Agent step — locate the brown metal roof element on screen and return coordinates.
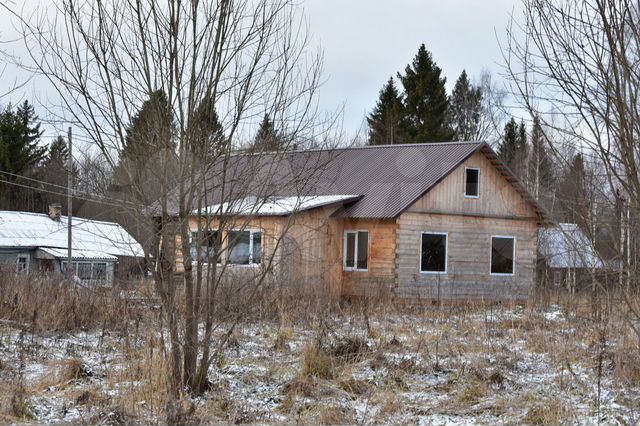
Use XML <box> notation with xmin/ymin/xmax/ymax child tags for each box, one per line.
<box><xmin>165</xmin><ymin>141</ymin><xmax>550</xmax><ymax>223</ymax></box>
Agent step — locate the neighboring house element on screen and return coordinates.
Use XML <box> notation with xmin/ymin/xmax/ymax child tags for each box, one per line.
<box><xmin>0</xmin><ymin>205</ymin><xmax>144</xmax><ymax>287</ymax></box>
<box><xmin>538</xmin><ymin>223</ymin><xmax>603</xmax><ymax>288</ymax></box>
<box><xmin>167</xmin><ymin>141</ymin><xmax>551</xmax><ymax>301</ymax></box>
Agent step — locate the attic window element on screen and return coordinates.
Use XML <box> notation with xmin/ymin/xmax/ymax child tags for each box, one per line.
<box><xmin>344</xmin><ymin>231</ymin><xmax>368</xmax><ymax>271</ymax></box>
<box><xmin>465</xmin><ymin>168</ymin><xmax>480</xmax><ymax>198</ymax></box>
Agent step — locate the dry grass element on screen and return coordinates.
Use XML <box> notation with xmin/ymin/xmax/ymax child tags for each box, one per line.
<box><xmin>0</xmin><ymin>273</ymin><xmax>133</xmax><ymax>332</ymax></box>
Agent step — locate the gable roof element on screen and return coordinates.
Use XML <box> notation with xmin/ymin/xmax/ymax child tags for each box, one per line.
<box><xmin>168</xmin><ymin>141</ymin><xmax>549</xmax><ymax>222</ymax></box>
<box><xmin>0</xmin><ymin>211</ymin><xmax>144</xmax><ymax>258</ymax></box>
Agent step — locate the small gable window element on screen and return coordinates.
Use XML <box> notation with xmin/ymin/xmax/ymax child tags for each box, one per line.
<box><xmin>344</xmin><ymin>231</ymin><xmax>368</xmax><ymax>271</ymax></box>
<box><xmin>491</xmin><ymin>236</ymin><xmax>515</xmax><ymax>275</ymax></box>
<box><xmin>465</xmin><ymin>168</ymin><xmax>480</xmax><ymax>198</ymax></box>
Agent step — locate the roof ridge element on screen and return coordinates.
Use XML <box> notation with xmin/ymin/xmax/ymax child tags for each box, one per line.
<box><xmin>229</xmin><ymin>140</ymin><xmax>486</xmax><ymax>157</ymax></box>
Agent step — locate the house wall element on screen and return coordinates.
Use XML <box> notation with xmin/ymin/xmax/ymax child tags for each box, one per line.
<box><xmin>408</xmin><ymin>151</ymin><xmax>535</xmax><ymax>219</ymax></box>
<box><xmin>395</xmin><ymin>213</ymin><xmax>537</xmax><ymax>300</ymax></box>
<box><xmin>335</xmin><ymin>218</ymin><xmax>397</xmax><ymax>299</ymax></box>
<box><xmin>0</xmin><ymin>248</ymin><xmax>35</xmax><ymax>273</ymax></box>
<box><xmin>396</xmin><ymin>151</ymin><xmax>541</xmax><ymax>301</ymax></box>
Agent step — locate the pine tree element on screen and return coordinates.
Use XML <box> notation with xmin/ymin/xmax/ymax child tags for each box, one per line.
<box><xmin>398</xmin><ymin>44</ymin><xmax>453</xmax><ymax>143</ymax></box>
<box><xmin>450</xmin><ymin>70</ymin><xmax>483</xmax><ymax>141</ymax></box>
<box><xmin>0</xmin><ymin>101</ymin><xmax>46</xmax><ymax>209</ymax></box>
<box><xmin>251</xmin><ymin>114</ymin><xmax>287</xmax><ymax>152</ymax></box>
<box><xmin>367</xmin><ymin>77</ymin><xmax>405</xmax><ymax>145</ymax></box>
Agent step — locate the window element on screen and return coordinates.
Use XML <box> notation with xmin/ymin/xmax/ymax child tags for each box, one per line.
<box><xmin>491</xmin><ymin>236</ymin><xmax>515</xmax><ymax>275</ymax></box>
<box><xmin>77</xmin><ymin>263</ymin><xmax>93</xmax><ymax>280</ymax></box>
<box><xmin>228</xmin><ymin>230</ymin><xmax>262</xmax><ymax>265</ymax></box>
<box><xmin>421</xmin><ymin>232</ymin><xmax>447</xmax><ymax>273</ymax></box>
<box><xmin>465</xmin><ymin>168</ymin><xmax>480</xmax><ymax>197</ymax></box>
<box><xmin>16</xmin><ymin>255</ymin><xmax>28</xmax><ymax>273</ymax></box>
<box><xmin>93</xmin><ymin>263</ymin><xmax>107</xmax><ymax>281</ymax></box>
<box><xmin>191</xmin><ymin>230</ymin><xmax>222</xmax><ymax>263</ymax></box>
<box><xmin>62</xmin><ymin>261</ymin><xmax>110</xmax><ymax>281</ymax></box>
<box><xmin>344</xmin><ymin>231</ymin><xmax>368</xmax><ymax>271</ymax></box>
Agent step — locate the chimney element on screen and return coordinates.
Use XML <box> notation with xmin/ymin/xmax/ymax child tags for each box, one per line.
<box><xmin>48</xmin><ymin>203</ymin><xmax>62</xmax><ymax>222</ymax></box>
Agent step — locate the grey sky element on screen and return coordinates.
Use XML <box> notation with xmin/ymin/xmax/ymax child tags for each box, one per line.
<box><xmin>304</xmin><ymin>0</ymin><xmax>522</xmax><ymax>135</ymax></box>
<box><xmin>0</xmin><ymin>0</ymin><xmax>522</xmax><ymax>139</ymax></box>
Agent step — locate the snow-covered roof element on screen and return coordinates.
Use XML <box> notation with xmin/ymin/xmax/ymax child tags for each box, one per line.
<box><xmin>538</xmin><ymin>223</ymin><xmax>603</xmax><ymax>269</ymax></box>
<box><xmin>0</xmin><ymin>211</ymin><xmax>143</xmax><ymax>258</ymax></box>
<box><xmin>197</xmin><ymin>195</ymin><xmax>361</xmax><ymax>216</ymax></box>
<box><xmin>39</xmin><ymin>247</ymin><xmax>118</xmax><ymax>261</ymax></box>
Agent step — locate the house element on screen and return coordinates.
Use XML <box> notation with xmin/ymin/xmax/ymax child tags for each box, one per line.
<box><xmin>538</xmin><ymin>223</ymin><xmax>603</xmax><ymax>288</ymax></box>
<box><xmin>168</xmin><ymin>141</ymin><xmax>551</xmax><ymax>301</ymax></box>
<box><xmin>0</xmin><ymin>205</ymin><xmax>144</xmax><ymax>287</ymax></box>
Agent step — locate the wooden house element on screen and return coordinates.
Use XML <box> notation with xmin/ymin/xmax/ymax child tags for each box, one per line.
<box><xmin>169</xmin><ymin>141</ymin><xmax>551</xmax><ymax>301</ymax></box>
<box><xmin>0</xmin><ymin>205</ymin><xmax>144</xmax><ymax>287</ymax></box>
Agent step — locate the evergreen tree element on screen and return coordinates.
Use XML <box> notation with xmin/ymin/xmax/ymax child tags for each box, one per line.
<box><xmin>114</xmin><ymin>90</ymin><xmax>175</xmax><ymax>202</ymax></box>
<box><xmin>498</xmin><ymin>117</ymin><xmax>528</xmax><ymax>177</ymax></box>
<box><xmin>450</xmin><ymin>70</ymin><xmax>483</xmax><ymax>141</ymax></box>
<box><xmin>366</xmin><ymin>77</ymin><xmax>405</xmax><ymax>145</ymax></box>
<box><xmin>397</xmin><ymin>44</ymin><xmax>453</xmax><ymax>142</ymax></box>
<box><xmin>121</xmin><ymin>90</ymin><xmax>173</xmax><ymax>163</ymax></box>
<box><xmin>560</xmin><ymin>153</ymin><xmax>587</xmax><ymax>220</ymax></box>
<box><xmin>250</xmin><ymin>114</ymin><xmax>287</xmax><ymax>152</ymax></box>
<box><xmin>0</xmin><ymin>101</ymin><xmax>46</xmax><ymax>209</ymax></box>
<box><xmin>498</xmin><ymin>118</ymin><xmax>519</xmax><ymax>168</ymax></box>
<box><xmin>529</xmin><ymin>115</ymin><xmax>555</xmax><ymax>200</ymax></box>
<box><xmin>191</xmin><ymin>96</ymin><xmax>225</xmax><ymax>161</ymax></box>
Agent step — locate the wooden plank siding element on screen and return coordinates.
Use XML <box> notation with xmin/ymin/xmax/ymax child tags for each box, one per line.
<box><xmin>337</xmin><ymin>218</ymin><xmax>397</xmax><ymax>298</ymax></box>
<box><xmin>408</xmin><ymin>151</ymin><xmax>535</xmax><ymax>219</ymax></box>
<box><xmin>395</xmin><ymin>213</ymin><xmax>537</xmax><ymax>300</ymax></box>
<box><xmin>396</xmin><ymin>151</ymin><xmax>541</xmax><ymax>301</ymax></box>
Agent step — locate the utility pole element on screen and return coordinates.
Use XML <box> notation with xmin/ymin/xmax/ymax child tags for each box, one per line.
<box><xmin>67</xmin><ymin>127</ymin><xmax>73</xmax><ymax>282</ymax></box>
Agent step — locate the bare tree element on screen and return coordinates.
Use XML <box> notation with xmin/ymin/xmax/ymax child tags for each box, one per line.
<box><xmin>503</xmin><ymin>0</ymin><xmax>640</xmax><ymax>338</ymax></box>
<box><xmin>2</xmin><ymin>0</ymin><xmax>334</xmax><ymax>413</ymax></box>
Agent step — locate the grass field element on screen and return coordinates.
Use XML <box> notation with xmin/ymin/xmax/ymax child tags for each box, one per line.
<box><xmin>0</xmin><ymin>278</ymin><xmax>638</xmax><ymax>425</ymax></box>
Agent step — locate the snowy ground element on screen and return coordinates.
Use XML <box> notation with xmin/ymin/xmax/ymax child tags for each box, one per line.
<box><xmin>0</xmin><ymin>302</ymin><xmax>639</xmax><ymax>425</ymax></box>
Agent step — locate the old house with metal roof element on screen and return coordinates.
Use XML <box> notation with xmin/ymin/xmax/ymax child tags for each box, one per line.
<box><xmin>538</xmin><ymin>223</ymin><xmax>603</xmax><ymax>289</ymax></box>
<box><xmin>170</xmin><ymin>141</ymin><xmax>550</xmax><ymax>301</ymax></box>
<box><xmin>0</xmin><ymin>205</ymin><xmax>144</xmax><ymax>287</ymax></box>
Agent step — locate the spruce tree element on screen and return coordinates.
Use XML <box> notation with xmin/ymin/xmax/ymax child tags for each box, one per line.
<box><xmin>191</xmin><ymin>96</ymin><xmax>225</xmax><ymax>161</ymax></box>
<box><xmin>398</xmin><ymin>44</ymin><xmax>453</xmax><ymax>142</ymax></box>
<box><xmin>529</xmin><ymin>115</ymin><xmax>554</xmax><ymax>200</ymax></box>
<box><xmin>366</xmin><ymin>77</ymin><xmax>405</xmax><ymax>145</ymax></box>
<box><xmin>114</xmin><ymin>90</ymin><xmax>175</xmax><ymax>202</ymax></box>
<box><xmin>450</xmin><ymin>70</ymin><xmax>483</xmax><ymax>141</ymax></box>
<box><xmin>0</xmin><ymin>101</ymin><xmax>46</xmax><ymax>209</ymax></box>
<box><xmin>251</xmin><ymin>114</ymin><xmax>287</xmax><ymax>152</ymax></box>
<box><xmin>498</xmin><ymin>118</ymin><xmax>519</xmax><ymax>169</ymax></box>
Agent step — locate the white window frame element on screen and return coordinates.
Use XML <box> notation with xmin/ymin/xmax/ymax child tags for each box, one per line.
<box><xmin>464</xmin><ymin>167</ymin><xmax>480</xmax><ymax>198</ymax></box>
<box><xmin>343</xmin><ymin>230</ymin><xmax>369</xmax><ymax>272</ymax></box>
<box><xmin>16</xmin><ymin>254</ymin><xmax>29</xmax><ymax>273</ymax></box>
<box><xmin>420</xmin><ymin>232</ymin><xmax>448</xmax><ymax>274</ymax></box>
<box><xmin>490</xmin><ymin>235</ymin><xmax>516</xmax><ymax>276</ymax></box>
<box><xmin>227</xmin><ymin>228</ymin><xmax>262</xmax><ymax>266</ymax></box>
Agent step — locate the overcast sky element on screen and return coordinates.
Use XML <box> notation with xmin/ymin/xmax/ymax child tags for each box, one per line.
<box><xmin>0</xmin><ymin>0</ymin><xmax>522</xmax><ymax>140</ymax></box>
<box><xmin>304</xmin><ymin>0</ymin><xmax>522</xmax><ymax>135</ymax></box>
